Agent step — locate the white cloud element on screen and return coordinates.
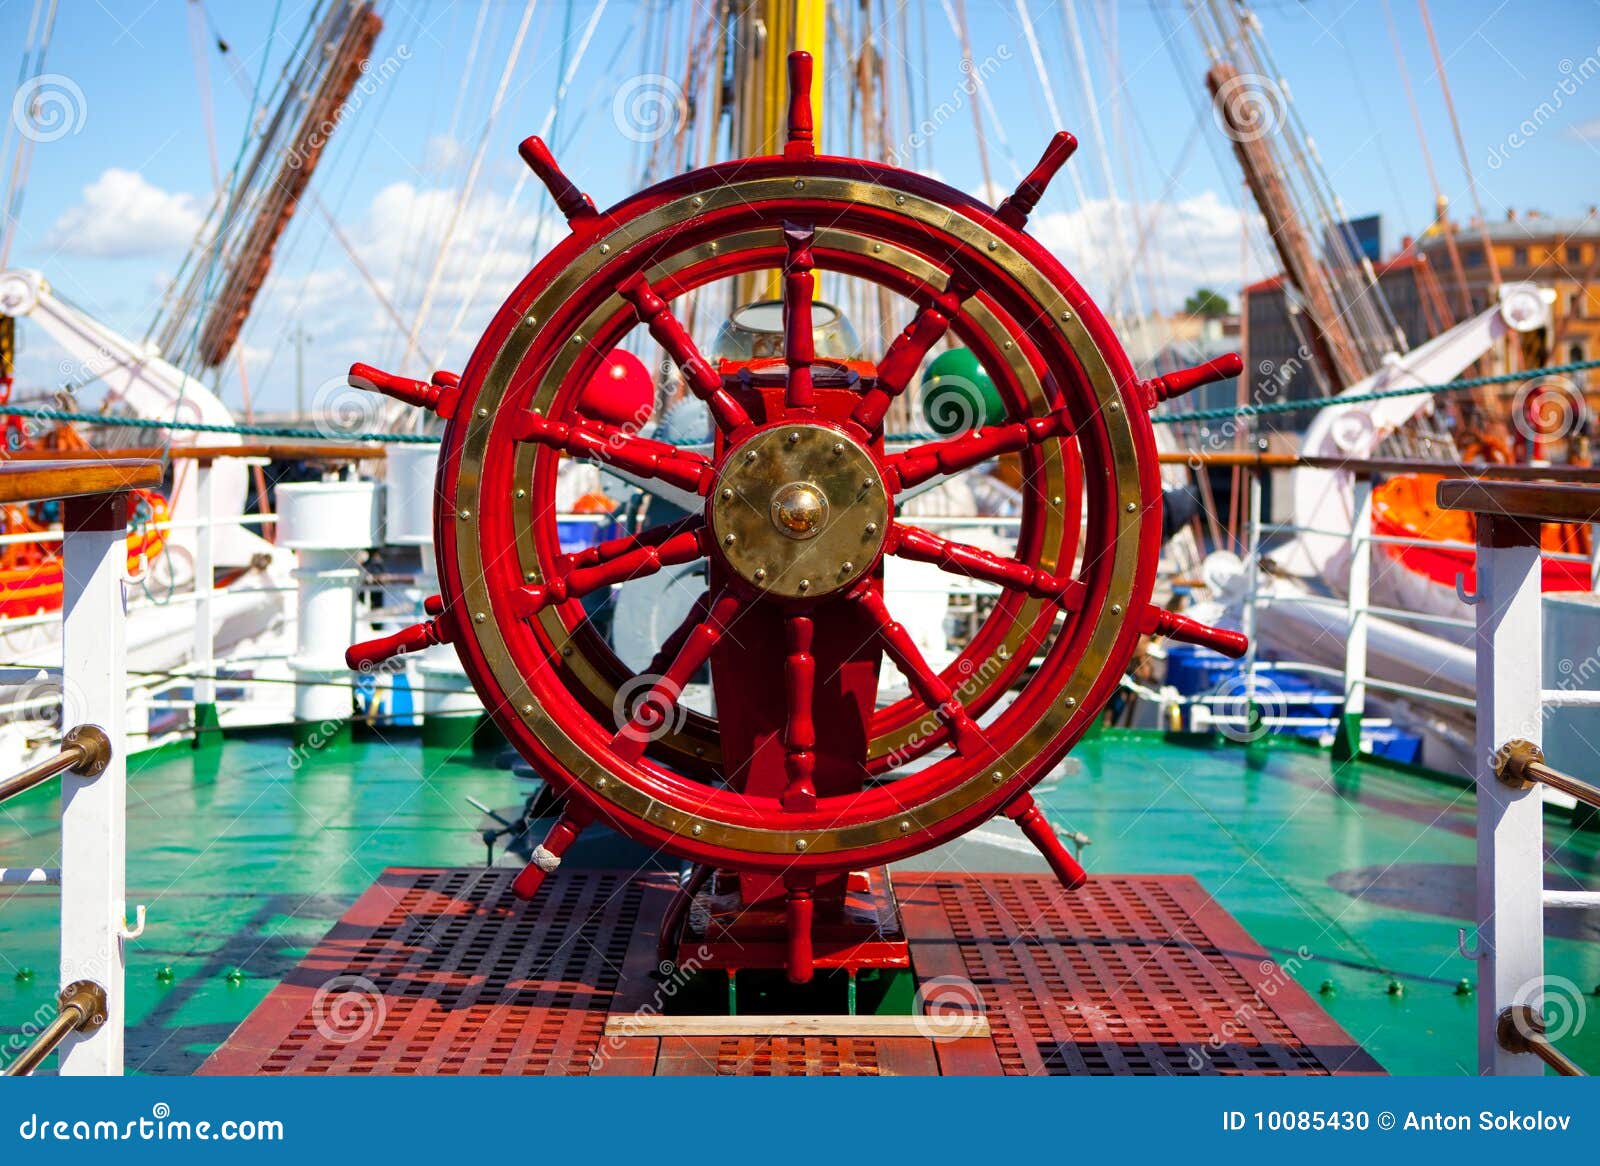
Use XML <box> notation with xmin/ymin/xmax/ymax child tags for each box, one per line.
<box><xmin>46</xmin><ymin>168</ymin><xmax>204</xmax><ymax>258</ymax></box>
<box><xmin>1029</xmin><ymin>189</ymin><xmax>1266</xmax><ymax>313</ymax></box>
<box><xmin>421</xmin><ymin>134</ymin><xmax>466</xmax><ymax>172</ymax></box>
<box><xmin>1567</xmin><ymin>117</ymin><xmax>1600</xmax><ymax>143</ymax></box>
<box><xmin>230</xmin><ymin>179</ymin><xmax>568</xmax><ymax>389</ymax></box>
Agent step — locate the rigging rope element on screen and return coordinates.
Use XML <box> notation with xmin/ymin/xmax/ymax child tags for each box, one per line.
<box><xmin>396</xmin><ymin>0</ymin><xmax>538</xmax><ymax>377</ymax></box>
<box><xmin>1416</xmin><ymin>0</ymin><xmax>1502</xmax><ymax>293</ymax></box>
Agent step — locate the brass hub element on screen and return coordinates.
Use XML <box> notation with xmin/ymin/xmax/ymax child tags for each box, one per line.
<box><xmin>770</xmin><ymin>482</ymin><xmax>827</xmax><ymax>539</ymax></box>
<box><xmin>709</xmin><ymin>423</ymin><xmax>889</xmax><ymax>600</ymax></box>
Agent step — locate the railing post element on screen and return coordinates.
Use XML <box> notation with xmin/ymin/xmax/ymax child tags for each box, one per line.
<box><xmin>191</xmin><ymin>459</ymin><xmax>218</xmax><ymax>743</ymax></box>
<box><xmin>1473</xmin><ymin>513</ymin><xmax>1545</xmax><ymax>1076</ymax></box>
<box><xmin>57</xmin><ymin>492</ymin><xmax>129</xmax><ymax>1074</ymax></box>
<box><xmin>1335</xmin><ymin>472</ymin><xmax>1371</xmax><ymax>761</ymax></box>
<box><xmin>1240</xmin><ymin>467</ymin><xmax>1262</xmax><ymax>735</ymax></box>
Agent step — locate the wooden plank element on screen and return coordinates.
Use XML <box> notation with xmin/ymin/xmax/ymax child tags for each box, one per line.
<box><xmin>4</xmin><ymin>443</ymin><xmax>387</xmax><ymax>463</ymax></box>
<box><xmin>1152</xmin><ymin>451</ymin><xmax>1600</xmax><ymax>483</ymax></box>
<box><xmin>0</xmin><ymin>458</ymin><xmax>162</xmax><ymax>505</ymax></box>
<box><xmin>1436</xmin><ymin>478</ymin><xmax>1600</xmax><ymax>524</ymax></box>
<box><xmin>604</xmin><ymin>1012</ymin><xmax>988</xmax><ymax>1039</ymax></box>
<box><xmin>892</xmin><ymin>871</ymin><xmax>1005</xmax><ymax>1075</ymax></box>
<box><xmin>591</xmin><ymin>874</ymin><xmax>677</xmax><ymax>1077</ymax></box>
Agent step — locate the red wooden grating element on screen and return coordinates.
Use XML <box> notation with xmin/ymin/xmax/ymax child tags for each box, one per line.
<box><xmin>895</xmin><ymin>872</ymin><xmax>1381</xmax><ymax>1076</ymax></box>
<box><xmin>201</xmin><ymin>868</ymin><xmax>1380</xmax><ymax>1076</ymax></box>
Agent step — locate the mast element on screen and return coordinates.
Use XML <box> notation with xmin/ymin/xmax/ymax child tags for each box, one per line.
<box><xmin>1206</xmin><ymin>58</ymin><xmax>1366</xmax><ymax>393</ymax></box>
<box><xmin>731</xmin><ymin>0</ymin><xmax>825</xmax><ymax>305</ymax></box>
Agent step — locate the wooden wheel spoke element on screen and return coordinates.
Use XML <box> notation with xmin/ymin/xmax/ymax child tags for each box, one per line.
<box><xmin>619</xmin><ymin>274</ymin><xmax>750</xmax><ymax>432</ymax></box>
<box><xmin>782</xmin><ymin>221</ymin><xmax>817</xmax><ymax>411</ymax></box>
<box><xmin>889</xmin><ymin>524</ymin><xmax>1084</xmax><ymax>608</ymax></box>
<box><xmin>781</xmin><ymin>614</ymin><xmax>817</xmax><ymax>811</ymax></box>
<box><xmin>886</xmin><ymin>406</ymin><xmax>1076</xmax><ymax>492</ymax></box>
<box><xmin>643</xmin><ymin>589</ymin><xmax>712</xmax><ymax>679</ymax></box>
<box><xmin>611</xmin><ymin>589</ymin><xmax>746</xmax><ymax>761</ymax></box>
<box><xmin>514</xmin><ymin>520</ymin><xmax>707</xmax><ymax>617</ymax></box>
<box><xmin>516</xmin><ymin>412</ymin><xmax>711</xmax><ymax>494</ymax></box>
<box><xmin>851</xmin><ymin>272</ymin><xmax>976</xmax><ymax>432</ymax></box>
<box><xmin>855</xmin><ymin>587</ymin><xmax>984</xmax><ymax>757</ymax></box>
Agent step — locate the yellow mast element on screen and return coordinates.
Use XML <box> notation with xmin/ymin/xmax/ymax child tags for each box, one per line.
<box><xmin>734</xmin><ymin>0</ymin><xmax>825</xmax><ymax>303</ymax></box>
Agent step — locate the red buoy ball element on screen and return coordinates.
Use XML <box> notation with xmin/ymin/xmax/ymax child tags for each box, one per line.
<box><xmin>579</xmin><ymin>350</ymin><xmax>654</xmax><ymax>428</ymax></box>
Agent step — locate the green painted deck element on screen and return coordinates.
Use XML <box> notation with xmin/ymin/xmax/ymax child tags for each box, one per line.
<box><xmin>1</xmin><ymin>728</ymin><xmax>1596</xmax><ymax>1075</ymax></box>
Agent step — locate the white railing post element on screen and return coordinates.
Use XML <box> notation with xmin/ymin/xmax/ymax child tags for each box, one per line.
<box><xmin>190</xmin><ymin>460</ymin><xmax>218</xmax><ymax>741</ymax></box>
<box><xmin>57</xmin><ymin>491</ymin><xmax>130</xmax><ymax>1074</ymax></box>
<box><xmin>1473</xmin><ymin>513</ymin><xmax>1545</xmax><ymax>1076</ymax></box>
<box><xmin>1240</xmin><ymin>467</ymin><xmax>1262</xmax><ymax>734</ymax></box>
<box><xmin>1336</xmin><ymin>473</ymin><xmax>1372</xmax><ymax>760</ymax></box>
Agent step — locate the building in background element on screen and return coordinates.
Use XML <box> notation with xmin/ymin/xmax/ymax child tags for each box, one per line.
<box><xmin>1242</xmin><ymin>209</ymin><xmax>1599</xmax><ymax>444</ymax></box>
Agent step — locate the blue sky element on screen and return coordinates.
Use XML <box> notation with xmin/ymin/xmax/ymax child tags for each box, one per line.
<box><xmin>1</xmin><ymin>0</ymin><xmax>1596</xmax><ymax>414</ymax></box>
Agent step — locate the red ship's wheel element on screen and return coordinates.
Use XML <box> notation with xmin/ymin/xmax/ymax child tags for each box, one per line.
<box><xmin>347</xmin><ymin>55</ymin><xmax>1243</xmax><ymax>975</ymax></box>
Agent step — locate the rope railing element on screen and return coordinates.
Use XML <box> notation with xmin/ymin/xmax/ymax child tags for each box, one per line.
<box><xmin>2</xmin><ymin>359</ymin><xmax>1597</xmax><ymax>443</ymax></box>
<box><xmin>0</xmin><ymin>724</ymin><xmax>112</xmax><ymax>808</ymax></box>
<box><xmin>1152</xmin><ymin>358</ymin><xmax>1600</xmax><ymax>426</ymax></box>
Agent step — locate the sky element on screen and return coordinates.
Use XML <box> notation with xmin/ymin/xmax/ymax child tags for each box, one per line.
<box><xmin>1</xmin><ymin>0</ymin><xmax>1597</xmax><ymax>416</ymax></box>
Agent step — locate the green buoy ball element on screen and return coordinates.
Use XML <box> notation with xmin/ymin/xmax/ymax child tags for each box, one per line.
<box><xmin>920</xmin><ymin>348</ymin><xmax>1003</xmax><ymax>436</ymax></box>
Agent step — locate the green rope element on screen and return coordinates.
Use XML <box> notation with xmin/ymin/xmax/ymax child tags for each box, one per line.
<box><xmin>4</xmin><ymin>358</ymin><xmax>1595</xmax><ymax>446</ymax></box>
<box><xmin>1152</xmin><ymin>358</ymin><xmax>1600</xmax><ymax>426</ymax></box>
<box><xmin>0</xmin><ymin>405</ymin><xmax>441</xmax><ymax>443</ymax></box>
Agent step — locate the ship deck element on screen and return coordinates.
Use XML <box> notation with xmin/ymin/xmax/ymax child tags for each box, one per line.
<box><xmin>197</xmin><ymin>867</ymin><xmax>1378</xmax><ymax>1076</ymax></box>
<box><xmin>2</xmin><ymin>728</ymin><xmax>1597</xmax><ymax>1074</ymax></box>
